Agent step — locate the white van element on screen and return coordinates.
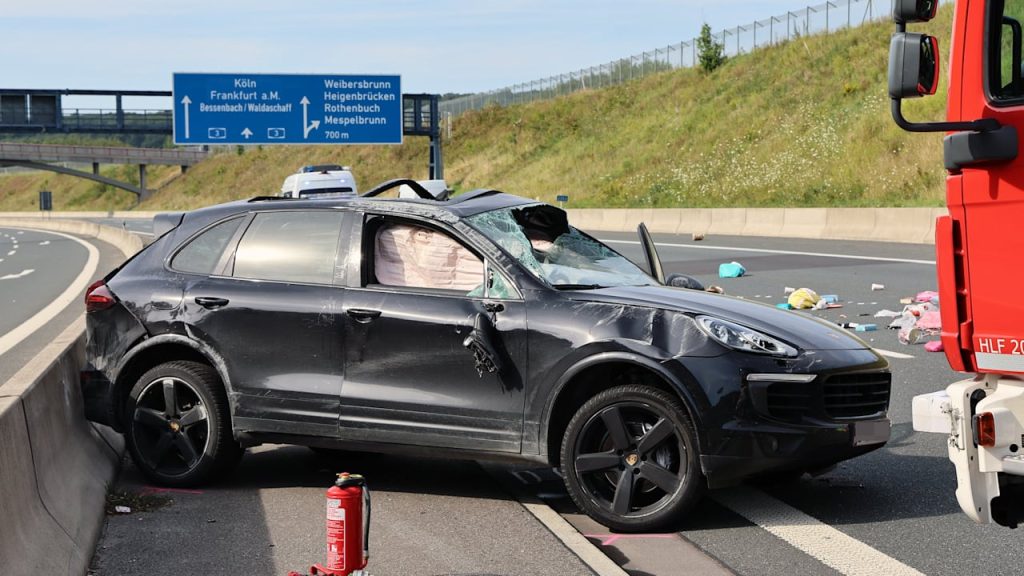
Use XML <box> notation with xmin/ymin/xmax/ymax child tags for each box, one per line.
<box><xmin>280</xmin><ymin>165</ymin><xmax>358</xmax><ymax>199</ymax></box>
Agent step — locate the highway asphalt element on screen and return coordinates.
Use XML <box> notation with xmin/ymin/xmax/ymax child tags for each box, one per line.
<box><xmin>0</xmin><ymin>227</ymin><xmax>123</xmax><ymax>386</ymax></box>
<box><xmin>552</xmin><ymin>231</ymin><xmax>1012</xmax><ymax>576</ymax></box>
<box><xmin>13</xmin><ymin>218</ymin><xmax>1016</xmax><ymax>575</ymax></box>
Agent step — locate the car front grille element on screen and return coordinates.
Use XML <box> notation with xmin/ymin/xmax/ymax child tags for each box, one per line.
<box><xmin>764</xmin><ymin>381</ymin><xmax>813</xmax><ymax>422</ymax></box>
<box><xmin>760</xmin><ymin>371</ymin><xmax>891</xmax><ymax>422</ymax></box>
<box><xmin>821</xmin><ymin>372</ymin><xmax>892</xmax><ymax>419</ymax></box>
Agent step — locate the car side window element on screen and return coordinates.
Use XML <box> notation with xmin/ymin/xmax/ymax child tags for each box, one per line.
<box><xmin>370</xmin><ymin>221</ymin><xmax>484</xmax><ymax>294</ymax></box>
<box><xmin>170</xmin><ymin>216</ymin><xmax>243</xmax><ymax>275</ymax></box>
<box><xmin>232</xmin><ymin>211</ymin><xmax>343</xmax><ymax>284</ymax></box>
<box><xmin>487</xmin><ymin>267</ymin><xmax>516</xmax><ymax>299</ymax></box>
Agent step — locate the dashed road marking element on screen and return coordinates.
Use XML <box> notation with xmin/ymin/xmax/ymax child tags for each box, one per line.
<box><xmin>0</xmin><ymin>229</ymin><xmax>98</xmax><ymax>357</ymax></box>
<box><xmin>38</xmin><ymin>240</ymin><xmax>49</xmax><ymax>246</ymax></box>
<box><xmin>6</xmin><ymin>250</ymin><xmax>14</xmax><ymax>256</ymax></box>
<box><xmin>714</xmin><ymin>487</ymin><xmax>925</xmax><ymax>576</ymax></box>
<box><xmin>0</xmin><ymin>269</ymin><xmax>34</xmax><ymax>280</ymax></box>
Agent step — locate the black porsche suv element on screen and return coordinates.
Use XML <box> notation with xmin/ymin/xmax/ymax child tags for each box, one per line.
<box><xmin>82</xmin><ymin>179</ymin><xmax>891</xmax><ymax>531</ymax></box>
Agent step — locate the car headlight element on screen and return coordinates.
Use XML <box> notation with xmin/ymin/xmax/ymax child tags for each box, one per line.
<box><xmin>695</xmin><ymin>315</ymin><xmax>798</xmax><ymax>357</ymax></box>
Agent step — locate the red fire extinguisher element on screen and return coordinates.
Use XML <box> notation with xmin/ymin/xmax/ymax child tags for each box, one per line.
<box><xmin>310</xmin><ymin>472</ymin><xmax>370</xmax><ymax>576</ymax></box>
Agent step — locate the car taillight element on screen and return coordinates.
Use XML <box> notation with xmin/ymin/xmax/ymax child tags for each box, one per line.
<box><xmin>974</xmin><ymin>412</ymin><xmax>997</xmax><ymax>448</ymax></box>
<box><xmin>85</xmin><ymin>280</ymin><xmax>116</xmax><ymax>312</ymax></box>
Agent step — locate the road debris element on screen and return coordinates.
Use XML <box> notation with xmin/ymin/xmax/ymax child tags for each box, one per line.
<box><xmin>871</xmin><ymin>283</ymin><xmax>885</xmax><ymax>291</ymax></box>
<box><xmin>788</xmin><ymin>288</ymin><xmax>820</xmax><ymax>309</ymax></box>
<box><xmin>718</xmin><ymin>261</ymin><xmax>746</xmax><ymax>278</ymax></box>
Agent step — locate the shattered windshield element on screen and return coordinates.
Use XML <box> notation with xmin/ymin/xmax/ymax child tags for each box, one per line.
<box><xmin>466</xmin><ymin>205</ymin><xmax>657</xmax><ymax>289</ymax></box>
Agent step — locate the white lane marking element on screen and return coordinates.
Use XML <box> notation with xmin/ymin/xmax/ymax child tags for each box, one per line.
<box><xmin>0</xmin><ymin>229</ymin><xmax>99</xmax><ymax>357</ymax></box>
<box><xmin>6</xmin><ymin>250</ymin><xmax>14</xmax><ymax>256</ymax></box>
<box><xmin>16</xmin><ymin>231</ymin><xmax>22</xmax><ymax>235</ymax></box>
<box><xmin>0</xmin><ymin>269</ymin><xmax>34</xmax><ymax>280</ymax></box>
<box><xmin>874</xmin><ymin>348</ymin><xmax>915</xmax><ymax>359</ymax></box>
<box><xmin>38</xmin><ymin>240</ymin><xmax>49</xmax><ymax>246</ymax></box>
<box><xmin>600</xmin><ymin>239</ymin><xmax>936</xmax><ymax>265</ymax></box>
<box><xmin>714</xmin><ymin>488</ymin><xmax>925</xmax><ymax>576</ymax></box>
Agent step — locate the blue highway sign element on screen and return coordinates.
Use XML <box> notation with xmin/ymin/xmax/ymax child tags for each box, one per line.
<box><xmin>172</xmin><ymin>73</ymin><xmax>402</xmax><ymax>145</ymax></box>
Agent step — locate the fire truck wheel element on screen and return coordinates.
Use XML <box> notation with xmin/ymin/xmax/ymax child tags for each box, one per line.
<box><xmin>124</xmin><ymin>361</ymin><xmax>242</xmax><ymax>486</ymax></box>
<box><xmin>560</xmin><ymin>384</ymin><xmax>703</xmax><ymax>532</ymax></box>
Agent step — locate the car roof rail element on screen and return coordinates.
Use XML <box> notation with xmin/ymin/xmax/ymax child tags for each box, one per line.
<box><xmin>448</xmin><ymin>189</ymin><xmax>504</xmax><ymax>204</ymax></box>
<box><xmin>247</xmin><ymin>196</ymin><xmax>295</xmax><ymax>202</ymax></box>
<box><xmin>361</xmin><ymin>178</ymin><xmax>435</xmax><ymax>199</ymax></box>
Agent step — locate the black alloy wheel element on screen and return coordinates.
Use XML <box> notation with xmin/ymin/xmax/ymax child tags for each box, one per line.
<box><xmin>561</xmin><ymin>385</ymin><xmax>703</xmax><ymax>532</ymax></box>
<box><xmin>125</xmin><ymin>361</ymin><xmax>242</xmax><ymax>486</ymax></box>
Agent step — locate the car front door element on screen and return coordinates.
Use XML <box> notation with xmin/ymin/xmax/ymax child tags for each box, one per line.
<box><xmin>178</xmin><ymin>209</ymin><xmax>351</xmax><ymax>438</ymax></box>
<box><xmin>338</xmin><ymin>213</ymin><xmax>528</xmax><ymax>453</ymax></box>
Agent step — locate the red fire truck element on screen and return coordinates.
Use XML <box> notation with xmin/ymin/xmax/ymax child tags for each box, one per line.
<box><xmin>892</xmin><ymin>0</ymin><xmax>1024</xmax><ymax>527</ymax></box>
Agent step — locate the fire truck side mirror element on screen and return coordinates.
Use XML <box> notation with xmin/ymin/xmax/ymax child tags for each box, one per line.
<box><xmin>893</xmin><ymin>0</ymin><xmax>938</xmax><ymax>24</ymax></box>
<box><xmin>889</xmin><ymin>32</ymin><xmax>940</xmax><ymax>99</ymax></box>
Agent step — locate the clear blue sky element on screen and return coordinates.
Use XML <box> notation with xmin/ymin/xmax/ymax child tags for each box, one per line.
<box><xmin>5</xmin><ymin>1</ymin><xmax>804</xmax><ymax>107</ymax></box>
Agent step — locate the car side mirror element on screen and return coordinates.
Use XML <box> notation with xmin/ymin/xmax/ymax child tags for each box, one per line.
<box><xmin>893</xmin><ymin>0</ymin><xmax>938</xmax><ymax>24</ymax></box>
<box><xmin>889</xmin><ymin>32</ymin><xmax>939</xmax><ymax>99</ymax></box>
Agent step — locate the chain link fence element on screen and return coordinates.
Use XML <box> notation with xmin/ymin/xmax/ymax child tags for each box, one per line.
<box><xmin>439</xmin><ymin>0</ymin><xmax>950</xmax><ymax>118</ymax></box>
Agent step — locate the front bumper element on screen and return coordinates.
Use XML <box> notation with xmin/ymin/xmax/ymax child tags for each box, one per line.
<box><xmin>676</xmin><ymin>348</ymin><xmax>891</xmax><ymax>488</ymax></box>
<box><xmin>700</xmin><ymin>417</ymin><xmax>890</xmax><ymax>487</ymax></box>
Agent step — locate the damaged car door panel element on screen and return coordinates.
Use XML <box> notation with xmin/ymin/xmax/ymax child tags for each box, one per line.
<box><xmin>82</xmin><ymin>188</ymin><xmax>891</xmax><ymax>532</ymax></box>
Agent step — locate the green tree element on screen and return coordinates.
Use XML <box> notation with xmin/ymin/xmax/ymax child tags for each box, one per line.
<box><xmin>697</xmin><ymin>23</ymin><xmax>726</xmax><ymax>73</ymax></box>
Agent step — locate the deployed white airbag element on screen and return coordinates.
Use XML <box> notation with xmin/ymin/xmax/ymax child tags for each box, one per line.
<box><xmin>375</xmin><ymin>224</ymin><xmax>483</xmax><ymax>291</ymax></box>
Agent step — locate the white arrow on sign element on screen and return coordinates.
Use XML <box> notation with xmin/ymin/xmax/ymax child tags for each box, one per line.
<box><xmin>241</xmin><ymin>128</ymin><xmax>253</xmax><ymax>139</ymax></box>
<box><xmin>180</xmin><ymin>95</ymin><xmax>192</xmax><ymax>139</ymax></box>
<box><xmin>301</xmin><ymin>96</ymin><xmax>320</xmax><ymax>139</ymax></box>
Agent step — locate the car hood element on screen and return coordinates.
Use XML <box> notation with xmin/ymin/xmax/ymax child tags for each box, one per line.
<box><xmin>567</xmin><ymin>285</ymin><xmax>871</xmax><ymax>351</ymax></box>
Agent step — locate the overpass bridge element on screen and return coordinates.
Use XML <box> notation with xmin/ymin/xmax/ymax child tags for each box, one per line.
<box><xmin>0</xmin><ymin>88</ymin><xmax>445</xmax><ymax>198</ymax></box>
<box><xmin>0</xmin><ymin>142</ymin><xmax>207</xmax><ymax>199</ymax></box>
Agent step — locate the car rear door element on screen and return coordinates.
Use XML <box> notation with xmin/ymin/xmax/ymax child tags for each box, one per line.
<box><xmin>178</xmin><ymin>209</ymin><xmax>351</xmax><ymax>438</ymax></box>
<box><xmin>338</xmin><ymin>212</ymin><xmax>528</xmax><ymax>453</ymax></box>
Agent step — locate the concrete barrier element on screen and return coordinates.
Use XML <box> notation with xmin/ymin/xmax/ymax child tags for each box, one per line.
<box><xmin>0</xmin><ymin>319</ymin><xmax>124</xmax><ymax>576</ymax></box>
<box><xmin>710</xmin><ymin>208</ymin><xmax>748</xmax><ymax>236</ymax></box>
<box><xmin>741</xmin><ymin>208</ymin><xmax>785</xmax><ymax>237</ymax></box>
<box><xmin>676</xmin><ymin>209</ymin><xmax>712</xmax><ymax>237</ymax></box>
<box><xmin>0</xmin><ymin>217</ymin><xmax>144</xmax><ymax>256</ymax></box>
<box><xmin>0</xmin><ymin>397</ymin><xmax>83</xmax><ymax>574</ymax></box>
<box><xmin>0</xmin><ymin>219</ymin><xmax>138</xmax><ymax>576</ymax></box>
<box><xmin>566</xmin><ymin>207</ymin><xmax>946</xmax><ymax>244</ymax></box>
<box><xmin>0</xmin><ymin>211</ymin><xmax>161</xmax><ymax>219</ymax></box>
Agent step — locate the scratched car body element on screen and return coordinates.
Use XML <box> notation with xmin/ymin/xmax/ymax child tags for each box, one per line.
<box><xmin>81</xmin><ymin>180</ymin><xmax>891</xmax><ymax>531</ymax></box>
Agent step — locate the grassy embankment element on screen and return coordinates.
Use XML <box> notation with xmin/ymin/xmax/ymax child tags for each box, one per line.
<box><xmin>0</xmin><ymin>8</ymin><xmax>953</xmax><ymax>211</ymax></box>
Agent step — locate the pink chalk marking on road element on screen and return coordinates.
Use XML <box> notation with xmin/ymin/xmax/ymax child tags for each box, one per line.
<box><xmin>140</xmin><ymin>486</ymin><xmax>205</xmax><ymax>495</ymax></box>
<box><xmin>584</xmin><ymin>533</ymin><xmax>677</xmax><ymax>546</ymax></box>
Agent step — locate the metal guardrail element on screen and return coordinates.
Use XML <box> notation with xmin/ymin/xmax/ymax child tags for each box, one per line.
<box><xmin>0</xmin><ymin>142</ymin><xmax>206</xmax><ymax>165</ymax></box>
<box><xmin>439</xmin><ymin>0</ymin><xmax>952</xmax><ymax>117</ymax></box>
<box><xmin>59</xmin><ymin>108</ymin><xmax>171</xmax><ymax>132</ymax></box>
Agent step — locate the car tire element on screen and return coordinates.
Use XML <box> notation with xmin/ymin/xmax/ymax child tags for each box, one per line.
<box><xmin>560</xmin><ymin>384</ymin><xmax>703</xmax><ymax>532</ymax></box>
<box><xmin>124</xmin><ymin>361</ymin><xmax>242</xmax><ymax>486</ymax></box>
